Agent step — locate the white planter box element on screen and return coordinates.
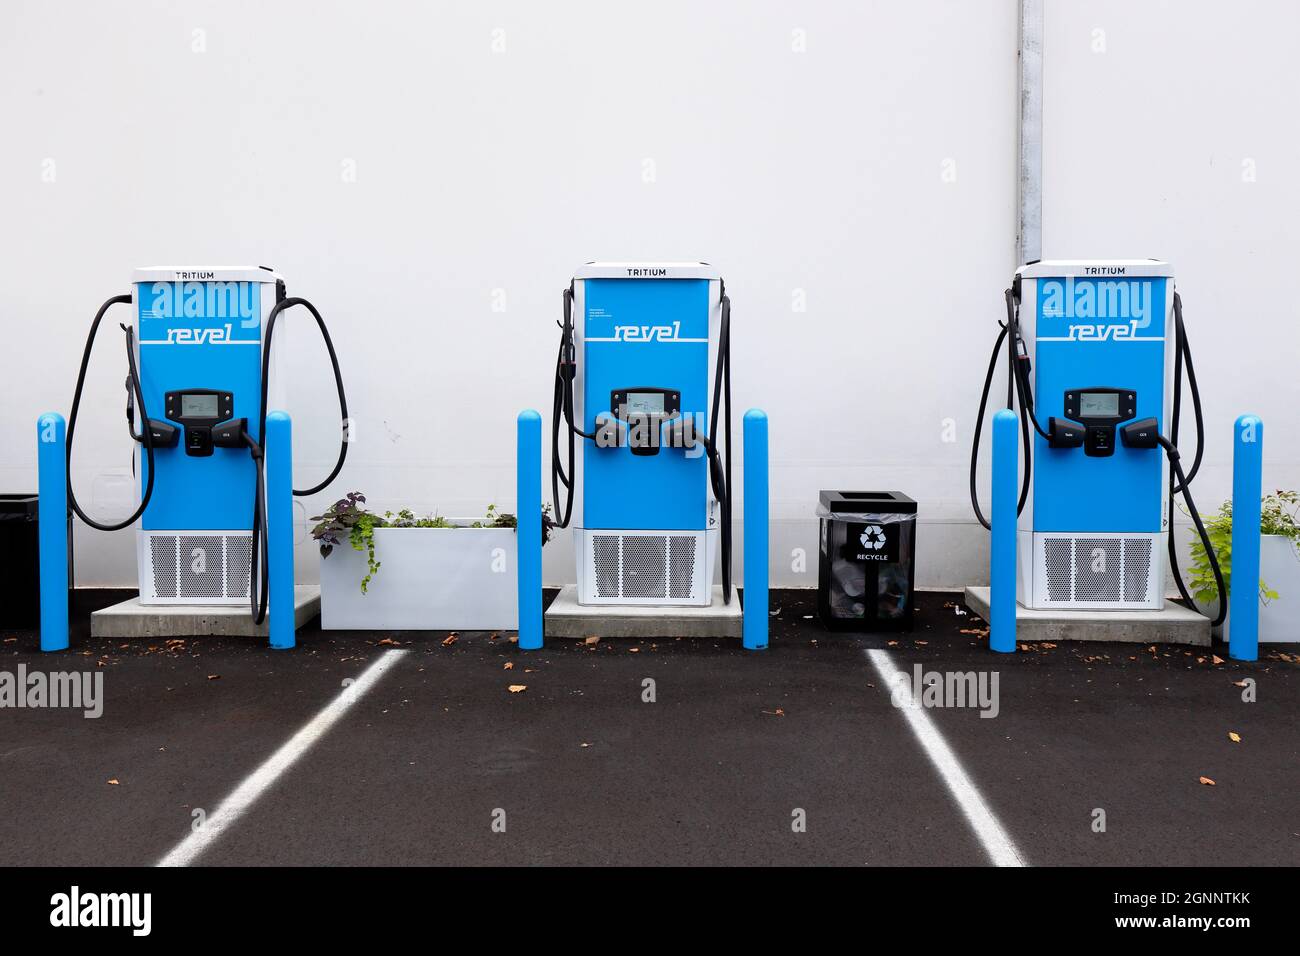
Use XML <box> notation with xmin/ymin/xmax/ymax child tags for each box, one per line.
<box><xmin>319</xmin><ymin>524</ymin><xmax>519</xmax><ymax>631</ymax></box>
<box><xmin>1196</xmin><ymin>534</ymin><xmax>1300</xmax><ymax>644</ymax></box>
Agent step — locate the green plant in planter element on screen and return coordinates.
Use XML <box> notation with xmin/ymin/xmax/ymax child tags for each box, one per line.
<box><xmin>1187</xmin><ymin>490</ymin><xmax>1299</xmax><ymax>607</ymax></box>
<box><xmin>311</xmin><ymin>494</ymin><xmax>554</xmax><ymax>594</ymax></box>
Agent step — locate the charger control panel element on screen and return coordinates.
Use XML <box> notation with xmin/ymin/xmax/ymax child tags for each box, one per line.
<box><xmin>1062</xmin><ymin>387</ymin><xmax>1137</xmax><ymax>457</ymax></box>
<box><xmin>165</xmin><ymin>389</ymin><xmax>235</xmax><ymax>457</ymax></box>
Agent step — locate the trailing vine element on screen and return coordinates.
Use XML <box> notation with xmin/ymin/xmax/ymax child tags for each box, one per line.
<box><xmin>311</xmin><ymin>494</ymin><xmax>554</xmax><ymax>594</ymax></box>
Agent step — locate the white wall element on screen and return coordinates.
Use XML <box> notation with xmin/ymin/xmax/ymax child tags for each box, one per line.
<box><xmin>1</xmin><ymin>0</ymin><xmax>1291</xmax><ymax>593</ymax></box>
<box><xmin>1043</xmin><ymin>0</ymin><xmax>1300</xmax><ymax>575</ymax></box>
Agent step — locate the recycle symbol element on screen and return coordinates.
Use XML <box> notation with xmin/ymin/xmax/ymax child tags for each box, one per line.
<box><xmin>859</xmin><ymin>525</ymin><xmax>886</xmax><ymax>551</ymax></box>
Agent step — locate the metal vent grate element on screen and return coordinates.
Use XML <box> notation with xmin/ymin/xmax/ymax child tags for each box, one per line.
<box><xmin>1041</xmin><ymin>535</ymin><xmax>1156</xmax><ymax>605</ymax></box>
<box><xmin>145</xmin><ymin>532</ymin><xmax>253</xmax><ymax>602</ymax></box>
<box><xmin>1044</xmin><ymin>538</ymin><xmax>1073</xmax><ymax>603</ymax></box>
<box><xmin>593</xmin><ymin>535</ymin><xmax>621</xmax><ymax>598</ymax></box>
<box><xmin>668</xmin><ymin>536</ymin><xmax>697</xmax><ymax>599</ymax></box>
<box><xmin>178</xmin><ymin>535</ymin><xmax>225</xmax><ymax>599</ymax></box>
<box><xmin>150</xmin><ymin>536</ymin><xmax>179</xmax><ymax>598</ymax></box>
<box><xmin>622</xmin><ymin>535</ymin><xmax>667</xmax><ymax>599</ymax></box>
<box><xmin>1074</xmin><ymin>538</ymin><xmax>1122</xmax><ymax>602</ymax></box>
<box><xmin>1123</xmin><ymin>538</ymin><xmax>1152</xmax><ymax>603</ymax></box>
<box><xmin>225</xmin><ymin>536</ymin><xmax>252</xmax><ymax>599</ymax></box>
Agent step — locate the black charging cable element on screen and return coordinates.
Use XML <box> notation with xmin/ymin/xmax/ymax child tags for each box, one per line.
<box><xmin>66</xmin><ymin>294</ymin><xmax>158</xmax><ymax>531</ymax></box>
<box><xmin>247</xmin><ymin>294</ymin><xmax>350</xmax><ymax>625</ymax></box>
<box><xmin>1162</xmin><ymin>293</ymin><xmax>1224</xmax><ymax>625</ymax></box>
<box><xmin>1120</xmin><ymin>420</ymin><xmax>1226</xmax><ymax>627</ymax></box>
<box><xmin>551</xmin><ymin>285</ymin><xmax>598</xmax><ymax>531</ymax></box>
<box><xmin>969</xmin><ymin>287</ymin><xmax>1040</xmax><ymax>530</ymax></box>
<box><xmin>708</xmin><ymin>292</ymin><xmax>733</xmax><ymax>603</ymax></box>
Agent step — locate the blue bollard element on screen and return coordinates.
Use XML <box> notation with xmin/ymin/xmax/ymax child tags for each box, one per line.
<box><xmin>989</xmin><ymin>409</ymin><xmax>1018</xmax><ymax>653</ymax></box>
<box><xmin>516</xmin><ymin>410</ymin><xmax>543</xmax><ymax>651</ymax></box>
<box><xmin>37</xmin><ymin>413</ymin><xmax>69</xmax><ymax>652</ymax></box>
<box><xmin>265</xmin><ymin>411</ymin><xmax>295</xmax><ymax>650</ymax></box>
<box><xmin>742</xmin><ymin>409</ymin><xmax>768</xmax><ymax>651</ymax></box>
<box><xmin>1229</xmin><ymin>415</ymin><xmax>1263</xmax><ymax>662</ymax></box>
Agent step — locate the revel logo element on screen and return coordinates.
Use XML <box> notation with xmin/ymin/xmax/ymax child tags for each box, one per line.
<box><xmin>1039</xmin><ymin>277</ymin><xmax>1156</xmax><ymax>341</ymax></box>
<box><xmin>164</xmin><ymin>324</ymin><xmax>235</xmax><ymax>345</ymax></box>
<box><xmin>610</xmin><ymin>320</ymin><xmax>683</xmax><ymax>342</ymax></box>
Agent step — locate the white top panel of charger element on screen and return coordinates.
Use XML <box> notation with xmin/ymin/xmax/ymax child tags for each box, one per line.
<box><xmin>573</xmin><ymin>262</ymin><xmax>721</xmax><ymax>280</ymax></box>
<box><xmin>132</xmin><ymin>266</ymin><xmax>285</xmax><ymax>284</ymax></box>
<box><xmin>1017</xmin><ymin>260</ymin><xmax>1173</xmax><ymax>279</ymax></box>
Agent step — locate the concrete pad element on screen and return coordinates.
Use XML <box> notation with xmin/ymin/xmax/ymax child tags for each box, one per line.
<box><xmin>544</xmin><ymin>584</ymin><xmax>742</xmax><ymax>639</ymax></box>
<box><xmin>964</xmin><ymin>586</ymin><xmax>1211</xmax><ymax>647</ymax></box>
<box><xmin>90</xmin><ymin>585</ymin><xmax>320</xmax><ymax>639</ymax></box>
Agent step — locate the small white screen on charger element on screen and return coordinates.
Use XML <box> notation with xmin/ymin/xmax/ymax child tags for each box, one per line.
<box><xmin>181</xmin><ymin>394</ymin><xmax>219</xmax><ymax>418</ymax></box>
<box><xmin>625</xmin><ymin>392</ymin><xmax>665</xmax><ymax>415</ymax></box>
<box><xmin>1080</xmin><ymin>392</ymin><xmax>1119</xmax><ymax>417</ymax></box>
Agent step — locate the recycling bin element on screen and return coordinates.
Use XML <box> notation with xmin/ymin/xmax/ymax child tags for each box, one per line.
<box><xmin>817</xmin><ymin>491</ymin><xmax>917</xmax><ymax>631</ymax></box>
<box><xmin>0</xmin><ymin>494</ymin><xmax>44</xmax><ymax>629</ymax></box>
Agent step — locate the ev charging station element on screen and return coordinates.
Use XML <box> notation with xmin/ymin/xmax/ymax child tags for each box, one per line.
<box><xmin>129</xmin><ymin>267</ymin><xmax>287</xmax><ymax>609</ymax></box>
<box><xmin>1015</xmin><ymin>261</ymin><xmax>1173</xmax><ymax>610</ymax></box>
<box><xmin>970</xmin><ymin>259</ymin><xmax>1227</xmax><ymax>642</ymax></box>
<box><xmin>48</xmin><ymin>266</ymin><xmax>349</xmax><ymax>645</ymax></box>
<box><xmin>550</xmin><ymin>262</ymin><xmax>734</xmax><ymax>611</ymax></box>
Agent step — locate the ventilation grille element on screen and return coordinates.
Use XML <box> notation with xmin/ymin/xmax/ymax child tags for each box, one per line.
<box><xmin>590</xmin><ymin>533</ymin><xmax>701</xmax><ymax>602</ymax></box>
<box><xmin>668</xmin><ymin>537</ymin><xmax>697</xmax><ymax>599</ymax></box>
<box><xmin>1040</xmin><ymin>536</ymin><xmax>1153</xmax><ymax>605</ymax></box>
<box><xmin>146</xmin><ymin>533</ymin><xmax>252</xmax><ymax>602</ymax></box>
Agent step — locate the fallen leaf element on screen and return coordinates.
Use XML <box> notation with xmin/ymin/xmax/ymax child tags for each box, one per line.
<box><xmin>1198</xmin><ymin>776</ymin><xmax>1216</xmax><ymax>786</ymax></box>
<box><xmin>378</xmin><ymin>637</ymin><xmax>401</xmax><ymax>646</ymax></box>
<box><xmin>441</xmin><ymin>635</ymin><xmax>458</xmax><ymax>647</ymax></box>
<box><xmin>508</xmin><ymin>684</ymin><xmax>527</xmax><ymax>693</ymax></box>
<box><xmin>206</xmin><ymin>674</ymin><xmax>220</xmax><ymax>681</ymax></box>
<box><xmin>508</xmin><ymin>636</ymin><xmax>518</xmax><ymax>644</ymax></box>
<box><xmin>761</xmin><ymin>708</ymin><xmax>785</xmax><ymax>717</ymax></box>
<box><xmin>579</xmin><ymin>742</ymin><xmax>590</xmax><ymax>748</ymax></box>
<box><xmin>1212</xmin><ymin>655</ymin><xmax>1224</xmax><ymax>665</ymax></box>
<box><xmin>628</xmin><ymin>647</ymin><xmax>640</xmax><ymax>653</ymax></box>
<box><xmin>1232</xmin><ymin>679</ymin><xmax>1250</xmax><ymax>687</ymax></box>
<box><xmin>887</xmin><ymin>640</ymin><xmax>899</xmax><ymax>647</ymax></box>
<box><xmin>915</xmin><ymin>640</ymin><xmax>929</xmax><ymax>646</ymax></box>
<box><xmin>1228</xmin><ymin>732</ymin><xmax>1241</xmax><ymax>743</ymax></box>
<box><xmin>503</xmin><ymin>661</ymin><xmax>514</xmax><ymax>670</ymax></box>
<box><xmin>107</xmin><ymin>779</ymin><xmax>120</xmax><ymax>786</ymax></box>
<box><xmin>583</xmin><ymin>636</ymin><xmax>600</xmax><ymax>645</ymax></box>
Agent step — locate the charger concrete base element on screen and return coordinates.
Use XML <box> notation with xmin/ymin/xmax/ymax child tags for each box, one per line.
<box><xmin>90</xmin><ymin>586</ymin><xmax>320</xmax><ymax>639</ymax></box>
<box><xmin>964</xmin><ymin>586</ymin><xmax>1211</xmax><ymax>647</ymax></box>
<box><xmin>545</xmin><ymin>585</ymin><xmax>743</xmax><ymax>639</ymax></box>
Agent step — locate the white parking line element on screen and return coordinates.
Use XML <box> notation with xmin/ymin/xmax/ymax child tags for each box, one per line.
<box><xmin>157</xmin><ymin>649</ymin><xmax>408</xmax><ymax>867</ymax></box>
<box><xmin>865</xmin><ymin>648</ymin><xmax>1027</xmax><ymax>867</ymax></box>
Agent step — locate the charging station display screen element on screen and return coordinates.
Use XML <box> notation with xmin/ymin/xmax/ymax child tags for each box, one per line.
<box><xmin>1079</xmin><ymin>392</ymin><xmax>1120</xmax><ymax>418</ymax></box>
<box><xmin>624</xmin><ymin>392</ymin><xmax>666</xmax><ymax>416</ymax></box>
<box><xmin>180</xmin><ymin>394</ymin><xmax>219</xmax><ymax>419</ymax></box>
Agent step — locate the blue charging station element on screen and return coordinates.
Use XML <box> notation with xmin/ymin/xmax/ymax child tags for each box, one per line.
<box><xmin>551</xmin><ymin>263</ymin><xmax>732</xmax><ymax>607</ymax></box>
<box><xmin>57</xmin><ymin>266</ymin><xmax>348</xmax><ymax>634</ymax></box>
<box><xmin>972</xmin><ymin>259</ymin><xmax>1226</xmax><ymax>627</ymax></box>
<box><xmin>1017</xmin><ymin>261</ymin><xmax>1172</xmax><ymax>609</ymax></box>
<box><xmin>131</xmin><ymin>268</ymin><xmax>279</xmax><ymax>607</ymax></box>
